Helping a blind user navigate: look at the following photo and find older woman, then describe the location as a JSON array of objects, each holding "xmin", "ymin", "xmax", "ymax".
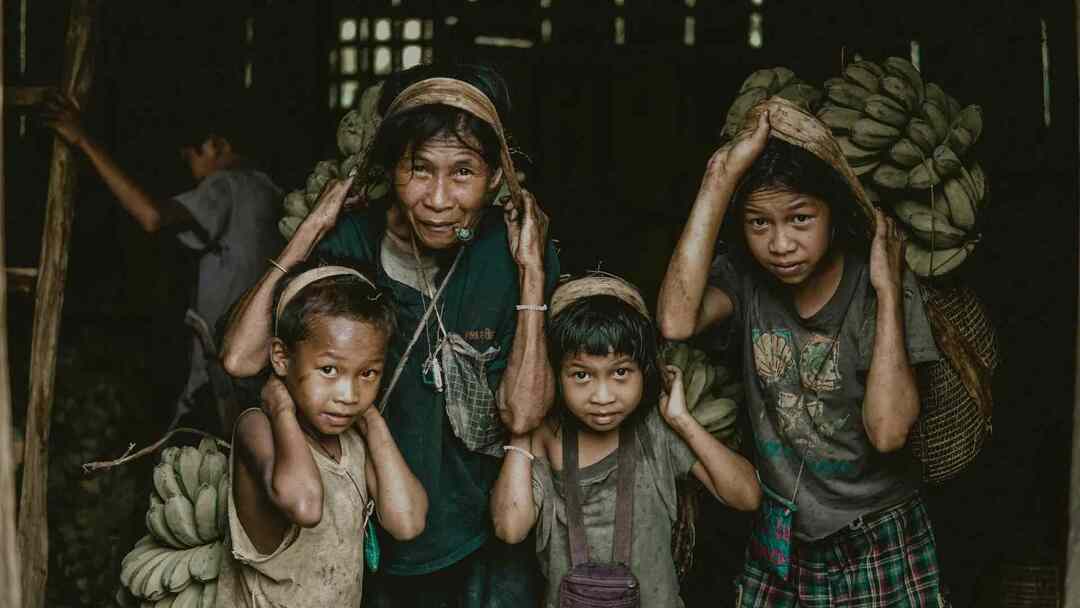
[{"xmin": 221, "ymin": 64, "xmax": 559, "ymax": 606}]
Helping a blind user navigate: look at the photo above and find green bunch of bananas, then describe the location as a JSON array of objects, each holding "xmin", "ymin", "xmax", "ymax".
[
  {"xmin": 721, "ymin": 67, "xmax": 823, "ymax": 140},
  {"xmin": 814, "ymin": 56, "xmax": 988, "ymax": 278},
  {"xmin": 661, "ymin": 343, "xmax": 743, "ymax": 450},
  {"xmin": 280, "ymin": 82, "xmax": 388, "ymax": 239},
  {"xmin": 117, "ymin": 438, "xmax": 228, "ymax": 607}
]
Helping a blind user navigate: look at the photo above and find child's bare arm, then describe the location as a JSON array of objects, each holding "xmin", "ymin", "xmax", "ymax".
[
  {"xmin": 490, "ymin": 431, "xmax": 541, "ymax": 544},
  {"xmin": 863, "ymin": 209, "xmax": 921, "ymax": 452},
  {"xmin": 238, "ymin": 377, "xmax": 325, "ymax": 528},
  {"xmin": 659, "ymin": 366, "xmax": 761, "ymax": 511},
  {"xmin": 358, "ymin": 408, "xmax": 427, "ymax": 541},
  {"xmin": 220, "ymin": 177, "xmax": 355, "ymax": 377}
]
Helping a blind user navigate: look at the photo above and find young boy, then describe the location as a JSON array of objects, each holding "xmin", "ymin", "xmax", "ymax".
[
  {"xmin": 41, "ymin": 93, "xmax": 284, "ymax": 430},
  {"xmin": 658, "ymin": 101, "xmax": 948, "ymax": 606},
  {"xmin": 215, "ymin": 263, "xmax": 427, "ymax": 607}
]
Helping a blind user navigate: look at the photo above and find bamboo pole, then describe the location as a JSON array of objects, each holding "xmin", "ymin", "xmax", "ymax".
[
  {"xmin": 1068, "ymin": 0, "xmax": 1080, "ymax": 605},
  {"xmin": 0, "ymin": 5, "xmax": 25, "ymax": 608},
  {"xmin": 15, "ymin": 2, "xmax": 98, "ymax": 607}
]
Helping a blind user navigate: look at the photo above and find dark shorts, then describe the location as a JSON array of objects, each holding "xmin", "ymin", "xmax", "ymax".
[
  {"xmin": 736, "ymin": 495, "xmax": 949, "ymax": 608},
  {"xmin": 362, "ymin": 534, "xmax": 540, "ymax": 608}
]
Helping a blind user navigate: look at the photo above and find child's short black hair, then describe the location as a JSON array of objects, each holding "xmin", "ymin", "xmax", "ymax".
[
  {"xmin": 172, "ymin": 102, "xmax": 252, "ymax": 155},
  {"xmin": 729, "ymin": 137, "xmax": 870, "ymax": 258},
  {"xmin": 547, "ymin": 295, "xmax": 662, "ymax": 420},
  {"xmin": 271, "ymin": 259, "xmax": 395, "ymax": 350},
  {"xmin": 367, "ymin": 63, "xmax": 511, "ymax": 184}
]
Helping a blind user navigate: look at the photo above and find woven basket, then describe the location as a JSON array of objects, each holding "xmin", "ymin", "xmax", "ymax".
[
  {"xmin": 999, "ymin": 563, "xmax": 1062, "ymax": 608},
  {"xmin": 910, "ymin": 281, "xmax": 999, "ymax": 484}
]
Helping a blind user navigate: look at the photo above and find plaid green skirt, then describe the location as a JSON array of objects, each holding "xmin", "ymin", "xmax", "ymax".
[{"xmin": 736, "ymin": 495, "xmax": 948, "ymax": 607}]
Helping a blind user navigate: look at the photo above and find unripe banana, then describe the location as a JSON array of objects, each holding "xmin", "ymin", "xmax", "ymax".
[
  {"xmin": 692, "ymin": 397, "xmax": 738, "ymax": 429},
  {"xmin": 772, "ymin": 67, "xmax": 796, "ymax": 89},
  {"xmin": 722, "ymin": 87, "xmax": 768, "ymax": 138},
  {"xmin": 122, "ymin": 538, "xmax": 165, "ymax": 589},
  {"xmin": 195, "ymin": 483, "xmax": 220, "ymax": 543},
  {"xmin": 164, "ymin": 548, "xmax": 195, "ymax": 593},
  {"xmin": 280, "ymin": 216, "xmax": 302, "ymax": 240},
  {"xmin": 283, "ymin": 191, "xmax": 308, "ymax": 218},
  {"xmin": 864, "ymin": 95, "xmax": 909, "ymax": 128},
  {"xmin": 852, "ymin": 117, "xmax": 901, "ymax": 150},
  {"xmin": 153, "ymin": 463, "xmax": 184, "ymax": 502},
  {"xmin": 909, "ymin": 159, "xmax": 941, "ymax": 189},
  {"xmin": 893, "ymin": 200, "xmax": 968, "ymax": 248},
  {"xmin": 880, "ymin": 75, "xmax": 919, "ymax": 112},
  {"xmin": 147, "ymin": 501, "xmax": 186, "ymax": 549},
  {"xmin": 932, "ymin": 144, "xmax": 962, "ymax": 177},
  {"xmin": 199, "ymin": 451, "xmax": 227, "ymax": 488},
  {"xmin": 889, "ymin": 138, "xmax": 925, "ymax": 168},
  {"xmin": 945, "ymin": 93, "xmax": 962, "ymax": 123},
  {"xmin": 201, "ymin": 580, "xmax": 218, "ymax": 608},
  {"xmin": 948, "ymin": 125, "xmax": 974, "ymax": 156},
  {"xmin": 906, "ymin": 241, "xmax": 974, "ymax": 277},
  {"xmin": 685, "ymin": 361, "xmax": 710, "ymax": 410},
  {"xmin": 922, "ymin": 100, "xmax": 950, "ymax": 142},
  {"xmin": 190, "ymin": 541, "xmax": 224, "ymax": 582},
  {"xmin": 956, "ymin": 105, "xmax": 983, "ymax": 142},
  {"xmin": 925, "ymin": 83, "xmax": 950, "ymax": 116},
  {"xmin": 305, "ymin": 171, "xmax": 331, "ymax": 198},
  {"xmin": 945, "ymin": 177, "xmax": 977, "ymax": 230},
  {"xmin": 967, "ymin": 162, "xmax": 988, "ymax": 202},
  {"xmin": 776, "ymin": 82, "xmax": 822, "ymax": 109},
  {"xmin": 931, "ymin": 190, "xmax": 954, "ymax": 221},
  {"xmin": 130, "ymin": 550, "xmax": 173, "ymax": 599},
  {"xmin": 313, "ymin": 159, "xmax": 339, "ymax": 179},
  {"xmin": 852, "ymin": 161, "xmax": 880, "ymax": 177},
  {"xmin": 160, "ymin": 447, "xmax": 180, "ymax": 467},
  {"xmin": 217, "ymin": 474, "xmax": 229, "ymax": 535},
  {"xmin": 826, "ymin": 81, "xmax": 871, "ymax": 110},
  {"xmin": 175, "ymin": 447, "xmax": 203, "ymax": 500},
  {"xmin": 666, "ymin": 343, "xmax": 691, "ymax": 371},
  {"xmin": 739, "ymin": 69, "xmax": 777, "ymax": 93},
  {"xmin": 843, "ymin": 62, "xmax": 881, "ymax": 93},
  {"xmin": 718, "ymin": 381, "xmax": 743, "ymax": 399},
  {"xmin": 164, "ymin": 496, "xmax": 202, "ymax": 548},
  {"xmin": 198, "ymin": 437, "xmax": 219, "ymax": 455},
  {"xmin": 817, "ymin": 105, "xmax": 863, "ymax": 132},
  {"xmin": 171, "ymin": 581, "xmax": 203, "ymax": 608},
  {"xmin": 157, "ymin": 551, "xmax": 188, "ymax": 596},
  {"xmin": 837, "ymin": 136, "xmax": 881, "ymax": 164},
  {"xmin": 906, "ymin": 119, "xmax": 938, "ymax": 154},
  {"xmin": 872, "ymin": 163, "xmax": 909, "ymax": 190},
  {"xmin": 883, "ymin": 56, "xmax": 925, "ymax": 101}
]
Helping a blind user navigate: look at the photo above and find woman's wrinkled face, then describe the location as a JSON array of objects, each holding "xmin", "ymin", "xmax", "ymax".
[
  {"xmin": 392, "ymin": 131, "xmax": 502, "ymax": 250},
  {"xmin": 742, "ymin": 188, "xmax": 833, "ymax": 286}
]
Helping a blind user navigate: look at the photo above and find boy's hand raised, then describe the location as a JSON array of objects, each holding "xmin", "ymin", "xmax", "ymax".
[
  {"xmin": 260, "ymin": 376, "xmax": 296, "ymax": 418},
  {"xmin": 869, "ymin": 207, "xmax": 907, "ymax": 297},
  {"xmin": 701, "ymin": 109, "xmax": 771, "ymax": 196},
  {"xmin": 659, "ymin": 365, "xmax": 690, "ymax": 425}
]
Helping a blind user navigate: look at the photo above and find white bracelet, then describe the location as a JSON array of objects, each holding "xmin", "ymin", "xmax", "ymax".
[
  {"xmin": 502, "ymin": 445, "xmax": 535, "ymax": 461},
  {"xmin": 515, "ymin": 304, "xmax": 548, "ymax": 312}
]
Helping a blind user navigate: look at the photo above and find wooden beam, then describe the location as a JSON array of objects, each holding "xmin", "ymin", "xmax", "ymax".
[
  {"xmin": 6, "ymin": 85, "xmax": 49, "ymax": 107},
  {"xmin": 0, "ymin": 7, "xmax": 25, "ymax": 608},
  {"xmin": 1069, "ymin": 0, "xmax": 1080, "ymax": 605},
  {"xmin": 15, "ymin": 2, "xmax": 98, "ymax": 607}
]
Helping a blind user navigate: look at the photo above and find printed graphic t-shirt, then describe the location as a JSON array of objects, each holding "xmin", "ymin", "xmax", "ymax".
[
  {"xmin": 709, "ymin": 252, "xmax": 939, "ymax": 541},
  {"xmin": 317, "ymin": 205, "xmax": 560, "ymax": 574}
]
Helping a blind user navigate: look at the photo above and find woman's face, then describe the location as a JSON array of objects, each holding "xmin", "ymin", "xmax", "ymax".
[
  {"xmin": 741, "ymin": 188, "xmax": 833, "ymax": 287},
  {"xmin": 390, "ymin": 131, "xmax": 502, "ymax": 250}
]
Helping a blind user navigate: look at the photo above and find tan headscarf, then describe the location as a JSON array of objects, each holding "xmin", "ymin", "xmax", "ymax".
[{"xmin": 549, "ymin": 273, "xmax": 650, "ymax": 319}]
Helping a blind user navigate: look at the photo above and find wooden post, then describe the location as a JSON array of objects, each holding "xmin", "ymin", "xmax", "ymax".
[
  {"xmin": 0, "ymin": 6, "xmax": 25, "ymax": 608},
  {"xmin": 1069, "ymin": 1, "xmax": 1080, "ymax": 605},
  {"xmin": 15, "ymin": 2, "xmax": 98, "ymax": 607}
]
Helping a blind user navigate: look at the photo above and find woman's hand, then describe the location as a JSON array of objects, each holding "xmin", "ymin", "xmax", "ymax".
[
  {"xmin": 869, "ymin": 207, "xmax": 906, "ymax": 298},
  {"xmin": 700, "ymin": 109, "xmax": 771, "ymax": 196},
  {"xmin": 260, "ymin": 376, "xmax": 296, "ymax": 419},
  {"xmin": 39, "ymin": 91, "xmax": 89, "ymax": 148},
  {"xmin": 659, "ymin": 365, "xmax": 690, "ymax": 426},
  {"xmin": 306, "ymin": 176, "xmax": 356, "ymax": 234},
  {"xmin": 503, "ymin": 189, "xmax": 548, "ymax": 272}
]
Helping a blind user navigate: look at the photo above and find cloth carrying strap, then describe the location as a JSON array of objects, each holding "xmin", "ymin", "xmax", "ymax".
[{"xmin": 562, "ymin": 422, "xmax": 637, "ymax": 566}]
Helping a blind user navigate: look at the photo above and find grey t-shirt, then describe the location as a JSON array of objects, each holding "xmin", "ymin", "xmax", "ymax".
[
  {"xmin": 173, "ymin": 167, "xmax": 284, "ymax": 331},
  {"xmin": 531, "ymin": 409, "xmax": 697, "ymax": 608},
  {"xmin": 709, "ymin": 252, "xmax": 939, "ymax": 541}
]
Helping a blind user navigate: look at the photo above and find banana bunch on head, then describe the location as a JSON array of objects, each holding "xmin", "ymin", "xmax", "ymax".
[
  {"xmin": 813, "ymin": 57, "xmax": 987, "ymax": 278},
  {"xmin": 116, "ymin": 438, "xmax": 228, "ymax": 608},
  {"xmin": 722, "ymin": 67, "xmax": 823, "ymax": 140},
  {"xmin": 281, "ymin": 82, "xmax": 388, "ymax": 239},
  {"xmin": 661, "ymin": 343, "xmax": 743, "ymax": 451}
]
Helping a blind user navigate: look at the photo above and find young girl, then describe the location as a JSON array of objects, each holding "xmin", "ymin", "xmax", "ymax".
[
  {"xmin": 216, "ymin": 262, "xmax": 427, "ymax": 607},
  {"xmin": 657, "ymin": 99, "xmax": 948, "ymax": 606},
  {"xmin": 491, "ymin": 275, "xmax": 760, "ymax": 608}
]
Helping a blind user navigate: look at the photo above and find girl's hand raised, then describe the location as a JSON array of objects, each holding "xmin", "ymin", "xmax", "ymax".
[
  {"xmin": 659, "ymin": 365, "xmax": 690, "ymax": 426},
  {"xmin": 700, "ymin": 109, "xmax": 771, "ymax": 197}
]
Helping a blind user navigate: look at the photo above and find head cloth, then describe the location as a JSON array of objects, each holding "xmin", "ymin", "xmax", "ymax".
[
  {"xmin": 550, "ymin": 272, "xmax": 650, "ymax": 320},
  {"xmin": 274, "ymin": 266, "xmax": 377, "ymax": 332},
  {"xmin": 382, "ymin": 77, "xmax": 524, "ymax": 205}
]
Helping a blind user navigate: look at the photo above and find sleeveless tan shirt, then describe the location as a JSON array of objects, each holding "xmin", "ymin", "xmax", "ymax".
[{"xmin": 216, "ymin": 408, "xmax": 372, "ymax": 607}]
